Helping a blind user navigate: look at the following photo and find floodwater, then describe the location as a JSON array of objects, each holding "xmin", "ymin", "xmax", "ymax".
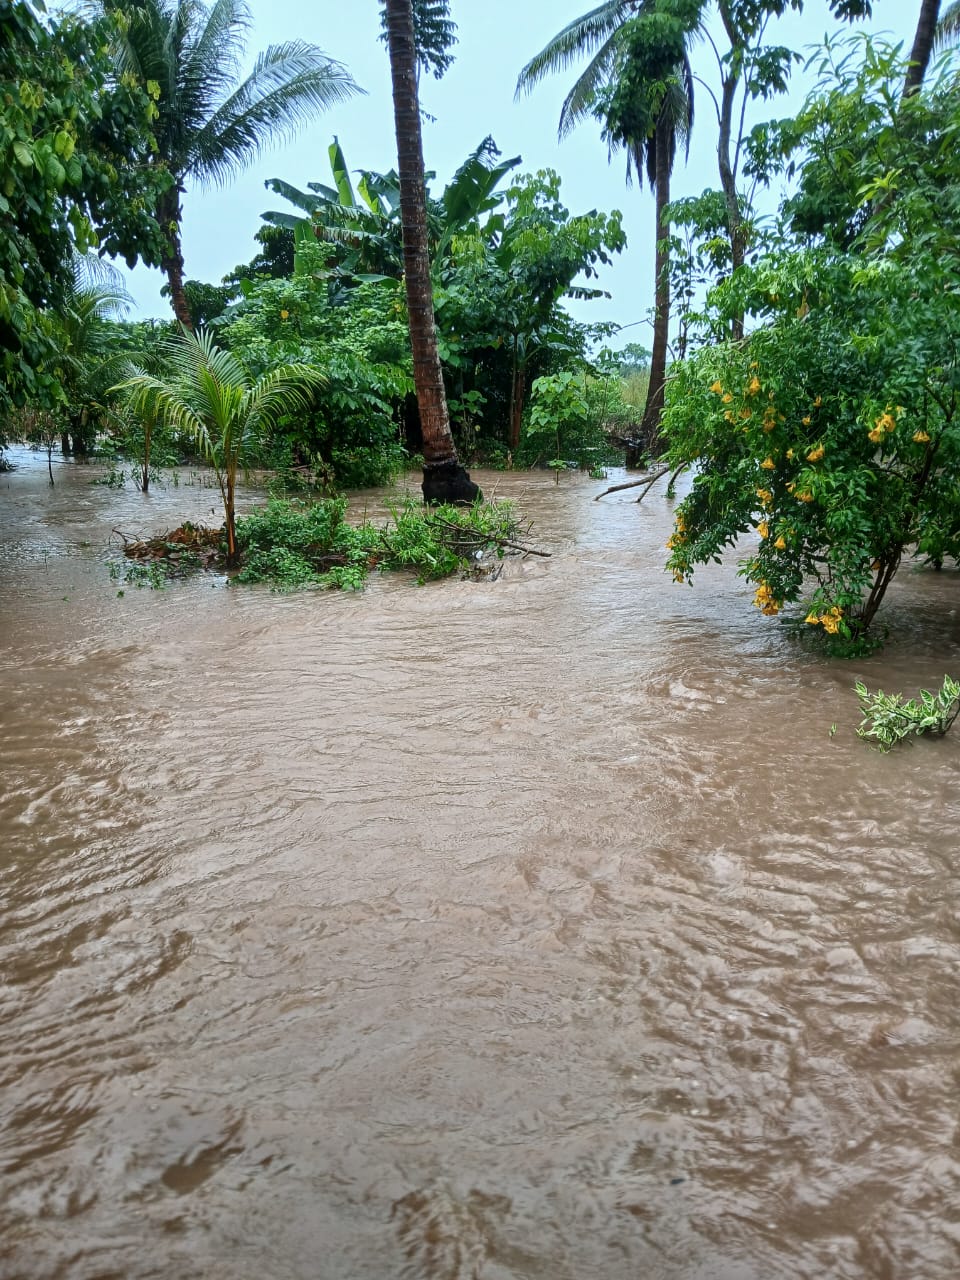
[{"xmin": 1, "ymin": 448, "xmax": 959, "ymax": 1280}]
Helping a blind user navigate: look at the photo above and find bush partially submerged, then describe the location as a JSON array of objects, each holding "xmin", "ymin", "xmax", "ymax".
[
  {"xmin": 855, "ymin": 675, "xmax": 960, "ymax": 752},
  {"xmin": 234, "ymin": 497, "xmax": 529, "ymax": 590}
]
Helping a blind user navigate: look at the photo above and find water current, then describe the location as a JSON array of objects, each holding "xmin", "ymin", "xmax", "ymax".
[{"xmin": 1, "ymin": 449, "xmax": 959, "ymax": 1279}]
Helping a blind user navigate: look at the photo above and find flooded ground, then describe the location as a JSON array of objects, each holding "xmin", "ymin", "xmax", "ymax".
[{"xmin": 1, "ymin": 449, "xmax": 959, "ymax": 1279}]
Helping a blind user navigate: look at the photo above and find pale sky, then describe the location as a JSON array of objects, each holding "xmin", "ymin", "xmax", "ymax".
[{"xmin": 122, "ymin": 0, "xmax": 919, "ymax": 346}]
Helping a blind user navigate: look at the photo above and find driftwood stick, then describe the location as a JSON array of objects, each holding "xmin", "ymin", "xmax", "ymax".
[{"xmin": 595, "ymin": 465, "xmax": 670, "ymax": 501}]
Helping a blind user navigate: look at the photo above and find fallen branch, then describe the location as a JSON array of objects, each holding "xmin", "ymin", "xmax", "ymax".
[
  {"xmin": 595, "ymin": 466, "xmax": 670, "ymax": 501},
  {"xmin": 431, "ymin": 515, "xmax": 551, "ymax": 558}
]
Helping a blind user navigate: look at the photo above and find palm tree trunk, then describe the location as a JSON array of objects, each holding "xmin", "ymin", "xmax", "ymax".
[
  {"xmin": 904, "ymin": 0, "xmax": 942, "ymax": 97},
  {"xmin": 640, "ymin": 113, "xmax": 671, "ymax": 451},
  {"xmin": 382, "ymin": 0, "xmax": 479, "ymax": 504},
  {"xmin": 224, "ymin": 471, "xmax": 237, "ymax": 567},
  {"xmin": 158, "ymin": 188, "xmax": 194, "ymax": 330}
]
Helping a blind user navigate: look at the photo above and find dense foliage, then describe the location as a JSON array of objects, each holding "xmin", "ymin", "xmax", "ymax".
[
  {"xmin": 0, "ymin": 0, "xmax": 167, "ymax": 407},
  {"xmin": 235, "ymin": 496, "xmax": 521, "ymax": 589},
  {"xmin": 662, "ymin": 39, "xmax": 960, "ymax": 648}
]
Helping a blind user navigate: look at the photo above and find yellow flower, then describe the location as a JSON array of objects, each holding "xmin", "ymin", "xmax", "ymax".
[
  {"xmin": 805, "ymin": 611, "xmax": 820, "ymax": 625},
  {"xmin": 675, "ymin": 514, "xmax": 686, "ymax": 533},
  {"xmin": 756, "ymin": 487, "xmax": 772, "ymax": 506},
  {"xmin": 757, "ymin": 521, "xmax": 769, "ymax": 539},
  {"xmin": 722, "ymin": 392, "xmax": 734, "ymax": 404},
  {"xmin": 673, "ymin": 571, "xmax": 686, "ymax": 583},
  {"xmin": 814, "ymin": 395, "xmax": 822, "ymax": 407},
  {"xmin": 761, "ymin": 457, "xmax": 776, "ymax": 471},
  {"xmin": 724, "ymin": 410, "xmax": 735, "ymax": 422},
  {"xmin": 821, "ymin": 613, "xmax": 841, "ymax": 635},
  {"xmin": 740, "ymin": 408, "xmax": 753, "ymax": 420},
  {"xmin": 746, "ymin": 376, "xmax": 762, "ymax": 396},
  {"xmin": 806, "ymin": 445, "xmax": 825, "ymax": 463},
  {"xmin": 913, "ymin": 430, "xmax": 931, "ymax": 443},
  {"xmin": 797, "ymin": 491, "xmax": 814, "ymax": 503},
  {"xmin": 867, "ymin": 426, "xmax": 885, "ymax": 445},
  {"xmin": 761, "ymin": 603, "xmax": 780, "ymax": 616},
  {"xmin": 875, "ymin": 410, "xmax": 896, "ymax": 433},
  {"xmin": 786, "ymin": 448, "xmax": 795, "ymax": 460},
  {"xmin": 280, "ymin": 309, "xmax": 290, "ymax": 320},
  {"xmin": 774, "ymin": 535, "xmax": 787, "ymax": 550},
  {"xmin": 710, "ymin": 380, "xmax": 723, "ymax": 394},
  {"xmin": 802, "ymin": 415, "xmax": 812, "ymax": 426}
]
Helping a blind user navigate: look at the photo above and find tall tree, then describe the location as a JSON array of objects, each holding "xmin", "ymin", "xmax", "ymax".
[
  {"xmin": 517, "ymin": 1, "xmax": 697, "ymax": 452},
  {"xmin": 905, "ymin": 0, "xmax": 943, "ymax": 95},
  {"xmin": 95, "ymin": 0, "xmax": 361, "ymax": 328},
  {"xmin": 381, "ymin": 0, "xmax": 480, "ymax": 502},
  {"xmin": 517, "ymin": 1, "xmax": 874, "ymax": 439}
]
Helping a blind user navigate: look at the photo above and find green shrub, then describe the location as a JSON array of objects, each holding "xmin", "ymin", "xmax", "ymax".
[
  {"xmin": 855, "ymin": 675, "xmax": 960, "ymax": 751},
  {"xmin": 234, "ymin": 497, "xmax": 520, "ymax": 590}
]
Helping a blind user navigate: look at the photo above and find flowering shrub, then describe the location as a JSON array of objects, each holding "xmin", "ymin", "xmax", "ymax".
[{"xmin": 660, "ymin": 44, "xmax": 960, "ymax": 653}]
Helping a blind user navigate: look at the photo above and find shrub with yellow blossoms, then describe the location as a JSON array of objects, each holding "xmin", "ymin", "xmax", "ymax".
[
  {"xmin": 659, "ymin": 213, "xmax": 960, "ymax": 650},
  {"xmin": 655, "ymin": 43, "xmax": 960, "ymax": 653}
]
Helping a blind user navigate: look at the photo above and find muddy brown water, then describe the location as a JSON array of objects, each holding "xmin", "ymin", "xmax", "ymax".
[{"xmin": 1, "ymin": 449, "xmax": 959, "ymax": 1280}]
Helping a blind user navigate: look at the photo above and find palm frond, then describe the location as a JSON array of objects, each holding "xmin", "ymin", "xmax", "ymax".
[
  {"xmin": 556, "ymin": 30, "xmax": 626, "ymax": 138},
  {"xmin": 243, "ymin": 363, "xmax": 326, "ymax": 436},
  {"xmin": 935, "ymin": 0, "xmax": 960, "ymax": 50},
  {"xmin": 515, "ymin": 1, "xmax": 631, "ymax": 97},
  {"xmin": 188, "ymin": 42, "xmax": 362, "ymax": 186},
  {"xmin": 112, "ymin": 366, "xmax": 211, "ymax": 457}
]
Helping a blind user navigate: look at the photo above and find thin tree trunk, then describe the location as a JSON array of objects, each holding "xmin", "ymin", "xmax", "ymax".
[
  {"xmin": 159, "ymin": 188, "xmax": 194, "ymax": 330},
  {"xmin": 640, "ymin": 112, "xmax": 671, "ymax": 451},
  {"xmin": 508, "ymin": 361, "xmax": 526, "ymax": 453},
  {"xmin": 718, "ymin": 70, "xmax": 745, "ymax": 340},
  {"xmin": 382, "ymin": 0, "xmax": 479, "ymax": 503},
  {"xmin": 904, "ymin": 0, "xmax": 942, "ymax": 97}
]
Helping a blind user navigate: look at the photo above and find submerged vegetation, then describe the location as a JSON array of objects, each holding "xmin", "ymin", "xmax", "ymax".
[
  {"xmin": 111, "ymin": 497, "xmax": 537, "ymax": 592},
  {"xmin": 855, "ymin": 676, "xmax": 960, "ymax": 751}
]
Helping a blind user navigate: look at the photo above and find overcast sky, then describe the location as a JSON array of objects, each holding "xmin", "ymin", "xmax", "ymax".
[{"xmin": 122, "ymin": 1, "xmax": 919, "ymax": 346}]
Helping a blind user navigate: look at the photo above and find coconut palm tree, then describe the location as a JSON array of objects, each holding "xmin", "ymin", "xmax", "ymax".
[
  {"xmin": 516, "ymin": 1, "xmax": 696, "ymax": 450},
  {"xmin": 94, "ymin": 0, "xmax": 361, "ymax": 328},
  {"xmin": 53, "ymin": 256, "xmax": 134, "ymax": 456},
  {"xmin": 381, "ymin": 0, "xmax": 479, "ymax": 502},
  {"xmin": 905, "ymin": 0, "xmax": 944, "ymax": 94},
  {"xmin": 114, "ymin": 329, "xmax": 325, "ymax": 564}
]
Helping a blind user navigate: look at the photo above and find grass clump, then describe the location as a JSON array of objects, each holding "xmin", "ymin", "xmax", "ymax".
[{"xmin": 234, "ymin": 496, "xmax": 522, "ymax": 591}]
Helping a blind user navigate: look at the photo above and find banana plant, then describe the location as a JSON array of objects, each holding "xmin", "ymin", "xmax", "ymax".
[{"xmin": 261, "ymin": 135, "xmax": 521, "ymax": 296}]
